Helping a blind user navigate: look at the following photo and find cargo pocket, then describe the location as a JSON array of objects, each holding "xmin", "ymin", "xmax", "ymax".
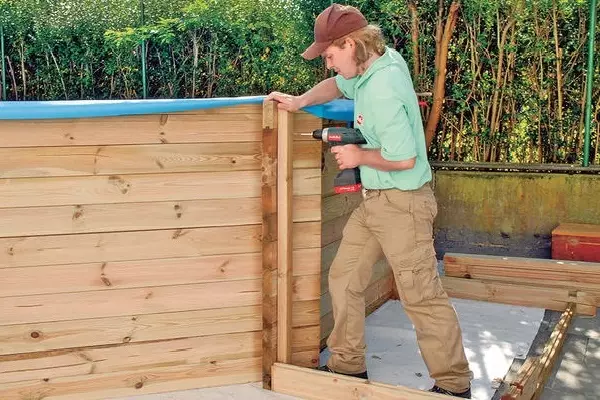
[{"xmin": 396, "ymin": 263, "xmax": 444, "ymax": 306}]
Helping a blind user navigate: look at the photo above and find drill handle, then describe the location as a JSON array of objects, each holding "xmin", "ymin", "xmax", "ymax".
[{"xmin": 334, "ymin": 168, "xmax": 362, "ymax": 194}]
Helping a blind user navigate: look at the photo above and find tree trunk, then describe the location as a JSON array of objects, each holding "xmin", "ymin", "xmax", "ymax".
[
  {"xmin": 425, "ymin": 1, "xmax": 461, "ymax": 150},
  {"xmin": 489, "ymin": 16, "xmax": 514, "ymax": 160},
  {"xmin": 552, "ymin": 0, "xmax": 563, "ymax": 162},
  {"xmin": 19, "ymin": 40, "xmax": 26, "ymax": 100},
  {"xmin": 408, "ymin": 0, "xmax": 420, "ymax": 87},
  {"xmin": 7, "ymin": 55, "xmax": 18, "ymax": 100},
  {"xmin": 192, "ymin": 30, "xmax": 199, "ymax": 98}
]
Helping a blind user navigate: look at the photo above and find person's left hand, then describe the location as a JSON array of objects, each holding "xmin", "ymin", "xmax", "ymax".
[{"xmin": 331, "ymin": 144, "xmax": 362, "ymax": 169}]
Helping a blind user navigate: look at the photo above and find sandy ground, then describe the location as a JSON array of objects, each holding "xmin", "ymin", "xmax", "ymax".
[{"xmin": 115, "ymin": 297, "xmax": 544, "ymax": 400}]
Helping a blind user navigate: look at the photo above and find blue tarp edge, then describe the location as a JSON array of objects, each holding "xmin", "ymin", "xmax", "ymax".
[{"xmin": 0, "ymin": 96, "xmax": 354, "ymax": 122}]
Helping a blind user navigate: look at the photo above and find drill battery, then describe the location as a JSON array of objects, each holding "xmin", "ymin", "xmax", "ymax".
[{"xmin": 306, "ymin": 127, "xmax": 367, "ymax": 194}]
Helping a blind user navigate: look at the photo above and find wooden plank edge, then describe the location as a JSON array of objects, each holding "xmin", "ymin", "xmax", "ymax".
[
  {"xmin": 277, "ymin": 109, "xmax": 293, "ymax": 364},
  {"xmin": 271, "ymin": 362, "xmax": 447, "ymax": 400},
  {"xmin": 500, "ymin": 302, "xmax": 575, "ymax": 400},
  {"xmin": 441, "ymin": 276, "xmax": 596, "ymax": 316},
  {"xmin": 262, "ymin": 99, "xmax": 278, "ymax": 389},
  {"xmin": 0, "ymin": 357, "xmax": 261, "ymax": 400}
]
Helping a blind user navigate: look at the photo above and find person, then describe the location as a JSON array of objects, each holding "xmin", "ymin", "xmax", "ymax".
[{"xmin": 266, "ymin": 3, "xmax": 473, "ymax": 398}]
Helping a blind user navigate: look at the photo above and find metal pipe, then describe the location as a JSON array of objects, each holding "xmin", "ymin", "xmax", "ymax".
[
  {"xmin": 140, "ymin": 0, "xmax": 147, "ymax": 99},
  {"xmin": 583, "ymin": 0, "xmax": 597, "ymax": 166},
  {"xmin": 1, "ymin": 24, "xmax": 6, "ymax": 101}
]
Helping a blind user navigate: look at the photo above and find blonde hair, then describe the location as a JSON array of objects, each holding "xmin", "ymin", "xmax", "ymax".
[{"xmin": 332, "ymin": 25, "xmax": 386, "ymax": 69}]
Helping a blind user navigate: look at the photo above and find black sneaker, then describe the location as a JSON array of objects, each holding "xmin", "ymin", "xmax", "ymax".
[
  {"xmin": 316, "ymin": 365, "xmax": 368, "ymax": 379},
  {"xmin": 429, "ymin": 385, "xmax": 471, "ymax": 398}
]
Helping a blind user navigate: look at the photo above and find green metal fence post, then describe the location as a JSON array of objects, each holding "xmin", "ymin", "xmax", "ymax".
[
  {"xmin": 583, "ymin": 0, "xmax": 597, "ymax": 166},
  {"xmin": 1, "ymin": 24, "xmax": 7, "ymax": 101},
  {"xmin": 140, "ymin": 0, "xmax": 147, "ymax": 99}
]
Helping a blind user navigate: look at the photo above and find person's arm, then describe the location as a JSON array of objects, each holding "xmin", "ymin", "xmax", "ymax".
[
  {"xmin": 265, "ymin": 77, "xmax": 342, "ymax": 112},
  {"xmin": 331, "ymin": 145, "xmax": 415, "ymax": 172}
]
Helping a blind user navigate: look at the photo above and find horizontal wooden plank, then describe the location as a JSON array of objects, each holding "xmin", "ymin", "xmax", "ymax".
[
  {"xmin": 441, "ymin": 276, "xmax": 596, "ymax": 316},
  {"xmin": 0, "ymin": 106, "xmax": 322, "ymax": 148},
  {"xmin": 293, "ymin": 111, "xmax": 323, "ymax": 138},
  {"xmin": 0, "ymin": 330, "xmax": 261, "ymax": 383},
  {"xmin": 0, "ymin": 221, "xmax": 320, "ymax": 269},
  {"xmin": 552, "ymin": 223, "xmax": 600, "ymax": 238},
  {"xmin": 0, "ymin": 248, "xmax": 320, "ymax": 297},
  {"xmin": 0, "ymin": 105, "xmax": 264, "ymax": 147},
  {"xmin": 291, "ymin": 349, "xmax": 319, "ymax": 368},
  {"xmin": 0, "ymin": 195, "xmax": 320, "ymax": 238},
  {"xmin": 0, "ymin": 141, "xmax": 320, "ymax": 178},
  {"xmin": 444, "ymin": 253, "xmax": 600, "ymax": 276},
  {"xmin": 0, "ymin": 279, "xmax": 262, "ymax": 326},
  {"xmin": 272, "ymin": 363, "xmax": 446, "ymax": 400},
  {"xmin": 321, "ymin": 240, "xmax": 340, "ymax": 269},
  {"xmin": 446, "ymin": 273, "xmax": 600, "ymax": 303},
  {"xmin": 291, "ymin": 274, "xmax": 320, "ymax": 302},
  {"xmin": 0, "ymin": 356, "xmax": 261, "ymax": 400},
  {"xmin": 322, "ymin": 150, "xmax": 341, "ymax": 197},
  {"xmin": 0, "ymin": 301, "xmax": 319, "ymax": 356},
  {"xmin": 0, "ymin": 275, "xmax": 320, "ymax": 326},
  {"xmin": 444, "ymin": 264, "xmax": 600, "ymax": 288},
  {"xmin": 322, "ymin": 192, "xmax": 362, "ymax": 223},
  {"xmin": 0, "ymin": 168, "xmax": 321, "ymax": 208},
  {"xmin": 322, "ymin": 213, "xmax": 351, "ymax": 247}
]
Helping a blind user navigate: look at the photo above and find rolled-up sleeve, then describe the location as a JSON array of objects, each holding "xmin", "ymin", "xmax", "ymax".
[
  {"xmin": 369, "ymin": 76, "xmax": 417, "ymax": 161},
  {"xmin": 335, "ymin": 74, "xmax": 358, "ymax": 99}
]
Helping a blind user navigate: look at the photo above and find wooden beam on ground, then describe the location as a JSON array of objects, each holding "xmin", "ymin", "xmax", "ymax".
[
  {"xmin": 444, "ymin": 253, "xmax": 600, "ymax": 282},
  {"xmin": 261, "ymin": 100, "xmax": 278, "ymax": 389},
  {"xmin": 501, "ymin": 302, "xmax": 575, "ymax": 400},
  {"xmin": 271, "ymin": 363, "xmax": 447, "ymax": 400},
  {"xmin": 443, "ymin": 253, "xmax": 600, "ymax": 305},
  {"xmin": 277, "ymin": 109, "xmax": 293, "ymax": 364},
  {"xmin": 440, "ymin": 276, "xmax": 596, "ymax": 316}
]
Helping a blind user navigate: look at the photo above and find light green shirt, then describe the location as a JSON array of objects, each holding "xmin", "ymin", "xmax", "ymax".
[{"xmin": 335, "ymin": 46, "xmax": 432, "ymax": 190}]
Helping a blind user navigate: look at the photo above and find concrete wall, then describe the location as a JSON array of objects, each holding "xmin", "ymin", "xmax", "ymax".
[{"xmin": 432, "ymin": 167, "xmax": 600, "ymax": 258}]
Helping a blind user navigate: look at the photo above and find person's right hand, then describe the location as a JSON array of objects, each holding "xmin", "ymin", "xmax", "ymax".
[{"xmin": 265, "ymin": 91, "xmax": 305, "ymax": 112}]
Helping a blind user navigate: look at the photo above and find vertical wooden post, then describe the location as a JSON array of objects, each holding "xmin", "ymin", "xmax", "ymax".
[
  {"xmin": 262, "ymin": 100, "xmax": 278, "ymax": 389},
  {"xmin": 277, "ymin": 109, "xmax": 293, "ymax": 364}
]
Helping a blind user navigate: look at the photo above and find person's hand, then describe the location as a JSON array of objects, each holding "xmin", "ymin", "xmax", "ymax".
[
  {"xmin": 265, "ymin": 91, "xmax": 305, "ymax": 112},
  {"xmin": 331, "ymin": 144, "xmax": 363, "ymax": 169}
]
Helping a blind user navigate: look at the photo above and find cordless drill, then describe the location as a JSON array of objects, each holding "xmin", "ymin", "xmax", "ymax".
[{"xmin": 304, "ymin": 127, "xmax": 367, "ymax": 194}]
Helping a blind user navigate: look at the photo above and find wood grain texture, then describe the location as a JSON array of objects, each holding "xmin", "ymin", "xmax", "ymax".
[
  {"xmin": 441, "ymin": 276, "xmax": 596, "ymax": 316},
  {"xmin": 0, "ymin": 221, "xmax": 320, "ymax": 269},
  {"xmin": 0, "ymin": 301, "xmax": 319, "ymax": 356},
  {"xmin": 0, "ymin": 249, "xmax": 320, "ymax": 297},
  {"xmin": 0, "ymin": 168, "xmax": 321, "ymax": 208},
  {"xmin": 0, "ymin": 105, "xmax": 264, "ymax": 147},
  {"xmin": 0, "ymin": 357, "xmax": 262, "ymax": 400},
  {"xmin": 0, "ymin": 195, "xmax": 321, "ymax": 238},
  {"xmin": 0, "ymin": 141, "xmax": 320, "ymax": 178},
  {"xmin": 0, "ymin": 331, "xmax": 261, "ymax": 384},
  {"xmin": 272, "ymin": 363, "xmax": 447, "ymax": 400},
  {"xmin": 0, "ymin": 275, "xmax": 319, "ymax": 326},
  {"xmin": 277, "ymin": 110, "xmax": 293, "ymax": 364}
]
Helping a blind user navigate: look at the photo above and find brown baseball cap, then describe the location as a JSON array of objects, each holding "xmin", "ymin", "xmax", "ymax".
[{"xmin": 301, "ymin": 3, "xmax": 368, "ymax": 60}]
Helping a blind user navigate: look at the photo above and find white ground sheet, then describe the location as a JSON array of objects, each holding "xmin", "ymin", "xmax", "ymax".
[{"xmin": 117, "ymin": 298, "xmax": 544, "ymax": 400}]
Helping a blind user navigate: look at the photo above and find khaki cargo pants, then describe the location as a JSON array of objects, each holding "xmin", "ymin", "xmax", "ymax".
[{"xmin": 326, "ymin": 183, "xmax": 473, "ymax": 393}]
